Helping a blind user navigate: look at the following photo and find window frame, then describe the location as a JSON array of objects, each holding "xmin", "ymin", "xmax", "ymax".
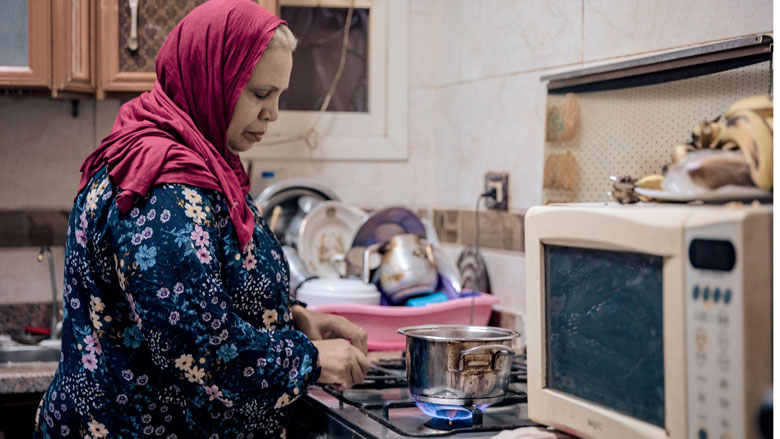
[{"xmin": 242, "ymin": 0, "xmax": 409, "ymax": 161}]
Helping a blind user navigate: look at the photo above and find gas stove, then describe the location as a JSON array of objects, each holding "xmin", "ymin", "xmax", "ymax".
[{"xmin": 289, "ymin": 355, "xmax": 538, "ymax": 438}]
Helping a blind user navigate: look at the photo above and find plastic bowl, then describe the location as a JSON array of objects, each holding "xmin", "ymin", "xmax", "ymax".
[
  {"xmin": 309, "ymin": 292, "xmax": 499, "ymax": 351},
  {"xmin": 297, "ymin": 278, "xmax": 381, "ymax": 307}
]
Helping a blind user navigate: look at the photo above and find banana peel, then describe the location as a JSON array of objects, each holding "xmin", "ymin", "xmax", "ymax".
[
  {"xmin": 635, "ymin": 174, "xmax": 664, "ymax": 190},
  {"xmin": 725, "ymin": 95, "xmax": 773, "ymax": 120},
  {"xmin": 726, "ymin": 109, "xmax": 773, "ymax": 189}
]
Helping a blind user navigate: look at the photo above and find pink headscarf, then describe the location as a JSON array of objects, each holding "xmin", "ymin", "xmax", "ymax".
[{"xmin": 79, "ymin": 0, "xmax": 285, "ymax": 249}]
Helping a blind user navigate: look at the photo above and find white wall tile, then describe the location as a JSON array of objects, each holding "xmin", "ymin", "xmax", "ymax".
[
  {"xmin": 410, "ymin": 0, "xmax": 433, "ymax": 15},
  {"xmin": 584, "ymin": 0, "xmax": 772, "ymax": 61},
  {"xmin": 460, "ymin": 0, "xmax": 582, "ymax": 81},
  {"xmin": 409, "ymin": 10, "xmax": 435, "ymax": 88},
  {"xmin": 439, "ymin": 243, "xmax": 526, "ymax": 313},
  {"xmin": 432, "ymin": 0, "xmax": 464, "ymax": 85},
  {"xmin": 434, "ymin": 71, "xmax": 547, "ymax": 209}
]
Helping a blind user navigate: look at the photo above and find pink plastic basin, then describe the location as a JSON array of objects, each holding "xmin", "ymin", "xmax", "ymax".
[{"xmin": 309, "ymin": 292, "xmax": 500, "ymax": 351}]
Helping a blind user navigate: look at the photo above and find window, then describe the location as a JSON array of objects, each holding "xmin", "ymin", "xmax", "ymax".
[{"xmin": 243, "ymin": 0, "xmax": 409, "ymax": 161}]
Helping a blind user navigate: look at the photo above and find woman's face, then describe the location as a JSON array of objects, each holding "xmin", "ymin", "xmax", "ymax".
[{"xmin": 226, "ymin": 47, "xmax": 292, "ymax": 154}]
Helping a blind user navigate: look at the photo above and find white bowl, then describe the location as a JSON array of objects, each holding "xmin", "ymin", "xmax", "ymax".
[{"xmin": 296, "ymin": 278, "xmax": 381, "ymax": 307}]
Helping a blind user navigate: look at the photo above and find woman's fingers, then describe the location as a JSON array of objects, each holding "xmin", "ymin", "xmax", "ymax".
[
  {"xmin": 312, "ymin": 339, "xmax": 369, "ymax": 390},
  {"xmin": 352, "ymin": 345, "xmax": 371, "ymax": 376}
]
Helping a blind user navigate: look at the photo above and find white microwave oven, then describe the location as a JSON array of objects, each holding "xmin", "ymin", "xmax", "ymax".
[{"xmin": 524, "ymin": 204, "xmax": 772, "ymax": 439}]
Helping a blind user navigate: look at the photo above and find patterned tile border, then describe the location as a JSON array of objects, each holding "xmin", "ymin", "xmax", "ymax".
[{"xmin": 0, "ymin": 302, "xmax": 58, "ymax": 334}]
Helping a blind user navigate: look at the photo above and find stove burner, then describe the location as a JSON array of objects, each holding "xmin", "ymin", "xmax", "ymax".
[
  {"xmin": 414, "ymin": 401, "xmax": 489, "ymax": 422},
  {"xmin": 423, "ymin": 417, "xmax": 473, "ymax": 431},
  {"xmin": 307, "ymin": 354, "xmax": 538, "ymax": 437}
]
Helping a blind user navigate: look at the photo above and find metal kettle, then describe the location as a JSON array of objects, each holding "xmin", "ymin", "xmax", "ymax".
[{"xmin": 379, "ymin": 233, "xmax": 438, "ymax": 303}]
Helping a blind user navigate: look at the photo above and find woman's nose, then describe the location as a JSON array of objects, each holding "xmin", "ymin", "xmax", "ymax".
[{"xmin": 261, "ymin": 102, "xmax": 279, "ymax": 122}]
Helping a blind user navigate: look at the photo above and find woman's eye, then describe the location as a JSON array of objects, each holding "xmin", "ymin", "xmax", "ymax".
[{"xmin": 255, "ymin": 92, "xmax": 270, "ymax": 100}]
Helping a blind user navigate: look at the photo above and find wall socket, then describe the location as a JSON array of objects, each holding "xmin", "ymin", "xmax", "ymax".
[{"xmin": 484, "ymin": 172, "xmax": 509, "ymax": 211}]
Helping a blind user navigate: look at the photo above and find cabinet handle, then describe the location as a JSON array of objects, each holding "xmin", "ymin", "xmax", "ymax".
[{"xmin": 127, "ymin": 0, "xmax": 139, "ymax": 51}]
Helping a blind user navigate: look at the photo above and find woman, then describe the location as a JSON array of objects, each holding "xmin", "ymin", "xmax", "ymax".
[{"xmin": 33, "ymin": 1, "xmax": 369, "ymax": 437}]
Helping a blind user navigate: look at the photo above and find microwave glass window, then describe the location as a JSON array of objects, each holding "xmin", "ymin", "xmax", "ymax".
[{"xmin": 544, "ymin": 245, "xmax": 664, "ymax": 428}]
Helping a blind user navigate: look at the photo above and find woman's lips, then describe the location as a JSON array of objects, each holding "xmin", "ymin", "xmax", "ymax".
[{"xmin": 245, "ymin": 131, "xmax": 264, "ymax": 142}]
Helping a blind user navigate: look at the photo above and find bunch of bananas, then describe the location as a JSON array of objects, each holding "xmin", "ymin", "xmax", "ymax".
[
  {"xmin": 633, "ymin": 95, "xmax": 773, "ymax": 195},
  {"xmin": 723, "ymin": 96, "xmax": 773, "ymax": 189}
]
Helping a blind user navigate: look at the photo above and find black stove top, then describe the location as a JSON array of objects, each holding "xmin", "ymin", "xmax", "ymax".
[{"xmin": 290, "ymin": 355, "xmax": 538, "ymax": 439}]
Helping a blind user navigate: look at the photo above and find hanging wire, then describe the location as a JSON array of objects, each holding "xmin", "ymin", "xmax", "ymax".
[
  {"xmin": 262, "ymin": 0, "xmax": 356, "ymax": 149},
  {"xmin": 468, "ymin": 189, "xmax": 496, "ymax": 325}
]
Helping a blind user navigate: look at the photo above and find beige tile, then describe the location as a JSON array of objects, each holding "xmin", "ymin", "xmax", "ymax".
[
  {"xmin": 0, "ymin": 247, "xmax": 65, "ymax": 304},
  {"xmin": 0, "ymin": 96, "xmax": 96, "ymax": 209},
  {"xmin": 94, "ymin": 99, "xmax": 122, "ymax": 147},
  {"xmin": 460, "ymin": 0, "xmax": 582, "ymax": 81},
  {"xmin": 583, "ymin": 0, "xmax": 772, "ymax": 61}
]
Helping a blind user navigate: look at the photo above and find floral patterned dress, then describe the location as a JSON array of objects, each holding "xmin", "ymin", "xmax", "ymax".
[{"xmin": 33, "ymin": 167, "xmax": 320, "ymax": 439}]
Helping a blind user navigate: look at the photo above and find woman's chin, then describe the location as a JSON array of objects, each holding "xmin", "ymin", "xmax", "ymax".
[{"xmin": 227, "ymin": 142, "xmax": 252, "ymax": 155}]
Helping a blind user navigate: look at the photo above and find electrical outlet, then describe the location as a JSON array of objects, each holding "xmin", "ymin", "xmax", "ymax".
[{"xmin": 484, "ymin": 172, "xmax": 509, "ymax": 211}]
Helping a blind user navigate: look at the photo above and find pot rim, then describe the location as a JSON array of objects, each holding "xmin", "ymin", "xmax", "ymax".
[{"xmin": 397, "ymin": 324, "xmax": 519, "ymax": 342}]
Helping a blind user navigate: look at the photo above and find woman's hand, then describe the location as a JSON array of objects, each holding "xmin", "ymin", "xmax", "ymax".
[
  {"xmin": 312, "ymin": 339, "xmax": 370, "ymax": 391},
  {"xmin": 291, "ymin": 305, "xmax": 368, "ymax": 354}
]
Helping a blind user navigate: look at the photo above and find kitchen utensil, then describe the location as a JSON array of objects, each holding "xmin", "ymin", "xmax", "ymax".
[
  {"xmin": 397, "ymin": 325, "xmax": 519, "ymax": 406},
  {"xmin": 457, "ymin": 247, "xmax": 491, "ymax": 294},
  {"xmin": 379, "ymin": 233, "xmax": 438, "ymax": 303},
  {"xmin": 433, "ymin": 246, "xmax": 462, "ymax": 294},
  {"xmin": 343, "ymin": 245, "xmax": 382, "ymax": 280},
  {"xmin": 296, "ymin": 278, "xmax": 381, "ymax": 307},
  {"xmin": 255, "ymin": 178, "xmax": 339, "ymax": 247},
  {"xmin": 351, "ymin": 207, "xmax": 426, "ymax": 248},
  {"xmin": 309, "ymin": 291, "xmax": 499, "ymax": 350},
  {"xmin": 126, "ymin": 0, "xmax": 139, "ymax": 51},
  {"xmin": 297, "ymin": 201, "xmax": 366, "ymax": 279},
  {"xmin": 281, "ymin": 246, "xmax": 317, "ymax": 297}
]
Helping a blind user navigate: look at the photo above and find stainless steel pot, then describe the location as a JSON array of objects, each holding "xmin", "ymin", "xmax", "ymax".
[{"xmin": 397, "ymin": 325, "xmax": 518, "ymax": 406}]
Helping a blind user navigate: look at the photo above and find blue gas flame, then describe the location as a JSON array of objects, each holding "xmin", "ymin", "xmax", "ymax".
[{"xmin": 414, "ymin": 401, "xmax": 491, "ymax": 421}]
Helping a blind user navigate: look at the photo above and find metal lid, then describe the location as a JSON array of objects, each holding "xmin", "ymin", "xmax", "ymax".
[{"xmin": 397, "ymin": 325, "xmax": 519, "ymax": 342}]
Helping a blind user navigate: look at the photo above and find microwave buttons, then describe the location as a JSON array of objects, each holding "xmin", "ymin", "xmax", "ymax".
[
  {"xmin": 703, "ymin": 287, "xmax": 710, "ymax": 301},
  {"xmin": 713, "ymin": 288, "xmax": 721, "ymax": 303},
  {"xmin": 723, "ymin": 289, "xmax": 732, "ymax": 304},
  {"xmin": 693, "ymin": 285, "xmax": 701, "ymax": 299}
]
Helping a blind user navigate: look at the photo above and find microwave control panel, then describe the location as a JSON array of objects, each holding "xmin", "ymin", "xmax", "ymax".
[{"xmin": 684, "ymin": 224, "xmax": 742, "ymax": 439}]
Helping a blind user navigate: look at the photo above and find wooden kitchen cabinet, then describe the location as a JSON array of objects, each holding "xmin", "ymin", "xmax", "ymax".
[
  {"xmin": 0, "ymin": 0, "xmax": 51, "ymax": 89},
  {"xmin": 52, "ymin": 0, "xmax": 97, "ymax": 96},
  {"xmin": 97, "ymin": 0, "xmax": 276, "ymax": 98}
]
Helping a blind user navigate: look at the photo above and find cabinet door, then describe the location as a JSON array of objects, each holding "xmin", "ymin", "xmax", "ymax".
[
  {"xmin": 52, "ymin": 0, "xmax": 97, "ymax": 95},
  {"xmin": 97, "ymin": 0, "xmax": 207, "ymax": 96},
  {"xmin": 97, "ymin": 0, "xmax": 279, "ymax": 97},
  {"xmin": 0, "ymin": 0, "xmax": 51, "ymax": 88}
]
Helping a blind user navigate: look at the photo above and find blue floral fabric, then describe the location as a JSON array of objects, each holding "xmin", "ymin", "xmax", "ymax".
[{"xmin": 33, "ymin": 167, "xmax": 320, "ymax": 439}]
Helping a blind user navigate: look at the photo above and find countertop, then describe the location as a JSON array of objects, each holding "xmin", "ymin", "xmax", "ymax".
[{"xmin": 0, "ymin": 361, "xmax": 57, "ymax": 394}]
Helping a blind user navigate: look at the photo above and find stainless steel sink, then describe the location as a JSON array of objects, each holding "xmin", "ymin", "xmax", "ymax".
[{"xmin": 0, "ymin": 345, "xmax": 61, "ymax": 363}]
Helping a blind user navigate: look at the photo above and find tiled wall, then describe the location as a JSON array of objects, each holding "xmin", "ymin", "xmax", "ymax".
[
  {"xmin": 0, "ymin": 0, "xmax": 772, "ymax": 316},
  {"xmin": 0, "ymin": 97, "xmax": 120, "ymax": 304}
]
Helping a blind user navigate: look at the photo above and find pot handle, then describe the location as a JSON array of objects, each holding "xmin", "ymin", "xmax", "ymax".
[
  {"xmin": 460, "ymin": 344, "xmax": 516, "ymax": 357},
  {"xmin": 424, "ymin": 243, "xmax": 437, "ymax": 267},
  {"xmin": 458, "ymin": 344, "xmax": 515, "ymax": 370}
]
